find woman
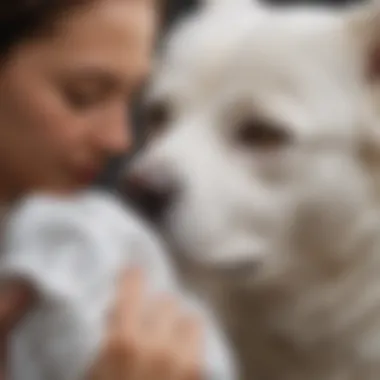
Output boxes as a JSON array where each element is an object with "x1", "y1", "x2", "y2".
[{"x1": 0, "y1": 0, "x2": 202, "y2": 379}]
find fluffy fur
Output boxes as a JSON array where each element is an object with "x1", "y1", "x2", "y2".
[{"x1": 128, "y1": 1, "x2": 380, "y2": 378}]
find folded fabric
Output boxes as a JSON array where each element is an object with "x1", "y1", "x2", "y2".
[{"x1": 0, "y1": 191, "x2": 237, "y2": 380}]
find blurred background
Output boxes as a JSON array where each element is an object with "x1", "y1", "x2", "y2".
[{"x1": 98, "y1": 0, "x2": 362, "y2": 188}]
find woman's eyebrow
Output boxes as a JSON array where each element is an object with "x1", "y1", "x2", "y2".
[{"x1": 63, "y1": 66, "x2": 150, "y2": 93}]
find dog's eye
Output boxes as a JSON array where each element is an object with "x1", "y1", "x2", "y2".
[
  {"x1": 235, "y1": 118, "x2": 291, "y2": 148},
  {"x1": 144, "y1": 102, "x2": 170, "y2": 136}
]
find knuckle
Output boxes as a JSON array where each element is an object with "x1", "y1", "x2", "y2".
[
  {"x1": 157, "y1": 294, "x2": 179, "y2": 308},
  {"x1": 183, "y1": 364, "x2": 203, "y2": 380},
  {"x1": 185, "y1": 315, "x2": 203, "y2": 331},
  {"x1": 151, "y1": 348, "x2": 176, "y2": 373},
  {"x1": 179, "y1": 316, "x2": 204, "y2": 342},
  {"x1": 106, "y1": 334, "x2": 141, "y2": 360},
  {"x1": 153, "y1": 295, "x2": 180, "y2": 316}
]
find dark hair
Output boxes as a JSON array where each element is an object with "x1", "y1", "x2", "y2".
[{"x1": 0, "y1": 1, "x2": 93, "y2": 59}]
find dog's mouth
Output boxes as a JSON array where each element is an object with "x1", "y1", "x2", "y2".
[
  {"x1": 208, "y1": 258, "x2": 261, "y2": 281},
  {"x1": 174, "y1": 251, "x2": 262, "y2": 285},
  {"x1": 163, "y1": 229, "x2": 267, "y2": 282}
]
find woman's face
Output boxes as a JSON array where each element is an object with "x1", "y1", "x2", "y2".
[{"x1": 0, "y1": 0, "x2": 156, "y2": 199}]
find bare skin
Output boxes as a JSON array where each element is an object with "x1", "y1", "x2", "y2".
[
  {"x1": 0, "y1": 0, "x2": 203, "y2": 379},
  {"x1": 89, "y1": 269, "x2": 203, "y2": 380}
]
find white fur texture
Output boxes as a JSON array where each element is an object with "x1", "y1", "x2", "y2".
[
  {"x1": 0, "y1": 191, "x2": 237, "y2": 380},
  {"x1": 130, "y1": 1, "x2": 380, "y2": 379}
]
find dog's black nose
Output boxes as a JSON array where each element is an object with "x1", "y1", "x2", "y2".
[{"x1": 122, "y1": 171, "x2": 177, "y2": 220}]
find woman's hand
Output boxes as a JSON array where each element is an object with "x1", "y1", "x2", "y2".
[
  {"x1": 0, "y1": 281, "x2": 36, "y2": 375},
  {"x1": 0, "y1": 281, "x2": 35, "y2": 333},
  {"x1": 88, "y1": 268, "x2": 204, "y2": 380},
  {"x1": 0, "y1": 270, "x2": 204, "y2": 380}
]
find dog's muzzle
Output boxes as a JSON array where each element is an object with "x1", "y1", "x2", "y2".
[{"x1": 120, "y1": 167, "x2": 179, "y2": 221}]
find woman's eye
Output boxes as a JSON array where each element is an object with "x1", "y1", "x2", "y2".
[
  {"x1": 65, "y1": 88, "x2": 104, "y2": 110},
  {"x1": 235, "y1": 118, "x2": 292, "y2": 149}
]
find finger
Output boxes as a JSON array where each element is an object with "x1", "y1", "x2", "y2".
[
  {"x1": 136, "y1": 296, "x2": 181, "y2": 379},
  {"x1": 0, "y1": 281, "x2": 36, "y2": 334},
  {"x1": 107, "y1": 267, "x2": 146, "y2": 336},
  {"x1": 103, "y1": 268, "x2": 147, "y2": 379},
  {"x1": 174, "y1": 316, "x2": 204, "y2": 380},
  {"x1": 0, "y1": 281, "x2": 36, "y2": 379},
  {"x1": 146, "y1": 295, "x2": 180, "y2": 342},
  {"x1": 120, "y1": 268, "x2": 147, "y2": 335}
]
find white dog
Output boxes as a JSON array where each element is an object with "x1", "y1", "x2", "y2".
[{"x1": 126, "y1": 0, "x2": 380, "y2": 379}]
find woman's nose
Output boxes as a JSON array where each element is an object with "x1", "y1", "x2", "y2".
[{"x1": 94, "y1": 105, "x2": 132, "y2": 155}]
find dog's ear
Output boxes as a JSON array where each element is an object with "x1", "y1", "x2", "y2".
[
  {"x1": 202, "y1": 0, "x2": 260, "y2": 9},
  {"x1": 349, "y1": 2, "x2": 380, "y2": 192},
  {"x1": 347, "y1": 1, "x2": 380, "y2": 81}
]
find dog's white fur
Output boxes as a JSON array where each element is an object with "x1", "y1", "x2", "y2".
[
  {"x1": 0, "y1": 192, "x2": 236, "y2": 380},
  {"x1": 129, "y1": 1, "x2": 380, "y2": 378}
]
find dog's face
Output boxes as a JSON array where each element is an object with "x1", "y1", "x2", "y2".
[{"x1": 127, "y1": 0, "x2": 380, "y2": 273}]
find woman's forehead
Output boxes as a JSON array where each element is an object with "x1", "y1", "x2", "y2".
[
  {"x1": 9, "y1": 0, "x2": 156, "y2": 85},
  {"x1": 54, "y1": 0, "x2": 157, "y2": 52}
]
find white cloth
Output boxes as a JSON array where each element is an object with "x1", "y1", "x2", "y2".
[{"x1": 0, "y1": 191, "x2": 237, "y2": 380}]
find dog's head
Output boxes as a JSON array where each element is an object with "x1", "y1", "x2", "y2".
[{"x1": 124, "y1": 0, "x2": 380, "y2": 274}]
